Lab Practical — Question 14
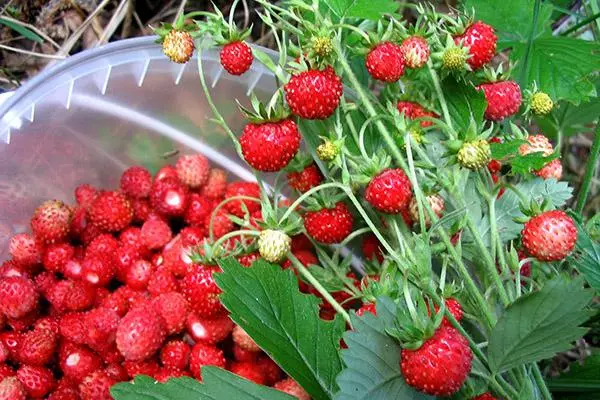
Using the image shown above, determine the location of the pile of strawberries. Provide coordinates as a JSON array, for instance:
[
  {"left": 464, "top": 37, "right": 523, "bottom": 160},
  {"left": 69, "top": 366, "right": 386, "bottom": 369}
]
[{"left": 0, "top": 154, "right": 310, "bottom": 400}]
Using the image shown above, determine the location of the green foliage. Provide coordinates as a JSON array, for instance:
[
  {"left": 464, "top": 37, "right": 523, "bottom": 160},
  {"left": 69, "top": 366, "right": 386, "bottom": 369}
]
[
  {"left": 489, "top": 139, "right": 559, "bottom": 175},
  {"left": 0, "top": 17, "right": 43, "bottom": 43},
  {"left": 216, "top": 258, "right": 345, "bottom": 400},
  {"left": 488, "top": 277, "right": 593, "bottom": 373},
  {"left": 440, "top": 78, "right": 487, "bottom": 132},
  {"left": 548, "top": 353, "right": 600, "bottom": 395},
  {"left": 324, "top": 0, "right": 399, "bottom": 20},
  {"left": 535, "top": 96, "right": 600, "bottom": 139},
  {"left": 335, "top": 298, "right": 433, "bottom": 400},
  {"left": 567, "top": 215, "right": 600, "bottom": 292},
  {"left": 110, "top": 368, "right": 294, "bottom": 400}
]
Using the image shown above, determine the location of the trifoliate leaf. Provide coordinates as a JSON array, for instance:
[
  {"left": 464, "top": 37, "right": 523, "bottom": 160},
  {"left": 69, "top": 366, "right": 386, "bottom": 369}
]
[
  {"left": 325, "top": 0, "right": 399, "bottom": 20},
  {"left": 440, "top": 78, "right": 487, "bottom": 133},
  {"left": 110, "top": 368, "right": 294, "bottom": 400},
  {"left": 488, "top": 277, "right": 593, "bottom": 373},
  {"left": 335, "top": 297, "right": 433, "bottom": 400},
  {"left": 216, "top": 258, "right": 345, "bottom": 400},
  {"left": 567, "top": 215, "right": 600, "bottom": 292}
]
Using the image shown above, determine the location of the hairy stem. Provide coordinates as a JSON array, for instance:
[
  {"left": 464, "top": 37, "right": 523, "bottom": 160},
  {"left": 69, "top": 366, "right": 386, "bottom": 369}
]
[{"left": 575, "top": 121, "right": 600, "bottom": 214}]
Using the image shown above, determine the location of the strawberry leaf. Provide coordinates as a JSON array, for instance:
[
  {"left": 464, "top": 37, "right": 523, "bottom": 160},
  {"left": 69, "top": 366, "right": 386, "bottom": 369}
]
[
  {"left": 335, "top": 297, "right": 433, "bottom": 400},
  {"left": 488, "top": 277, "right": 593, "bottom": 374},
  {"left": 215, "top": 258, "right": 345, "bottom": 400},
  {"left": 440, "top": 78, "right": 487, "bottom": 132},
  {"left": 325, "top": 0, "right": 399, "bottom": 21},
  {"left": 567, "top": 215, "right": 600, "bottom": 292},
  {"left": 535, "top": 95, "right": 600, "bottom": 139},
  {"left": 110, "top": 368, "right": 294, "bottom": 399}
]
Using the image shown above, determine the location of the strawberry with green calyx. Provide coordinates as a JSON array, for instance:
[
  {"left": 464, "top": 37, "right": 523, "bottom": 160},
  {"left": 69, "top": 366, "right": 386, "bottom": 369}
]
[
  {"left": 518, "top": 133, "right": 563, "bottom": 179},
  {"left": 317, "top": 138, "right": 341, "bottom": 162},
  {"left": 524, "top": 82, "right": 554, "bottom": 117},
  {"left": 445, "top": 120, "right": 494, "bottom": 171},
  {"left": 408, "top": 193, "right": 445, "bottom": 228},
  {"left": 303, "top": 191, "right": 353, "bottom": 244},
  {"left": 238, "top": 93, "right": 300, "bottom": 172},
  {"left": 477, "top": 64, "right": 522, "bottom": 121},
  {"left": 286, "top": 153, "right": 325, "bottom": 193},
  {"left": 432, "top": 35, "right": 471, "bottom": 75},
  {"left": 154, "top": 14, "right": 202, "bottom": 64},
  {"left": 396, "top": 15, "right": 433, "bottom": 70},
  {"left": 363, "top": 22, "right": 406, "bottom": 83},
  {"left": 451, "top": 18, "right": 497, "bottom": 70}
]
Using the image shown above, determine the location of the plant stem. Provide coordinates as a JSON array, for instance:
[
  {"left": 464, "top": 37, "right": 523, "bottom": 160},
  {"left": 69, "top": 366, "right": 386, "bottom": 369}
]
[
  {"left": 288, "top": 253, "right": 352, "bottom": 324},
  {"left": 561, "top": 11, "right": 600, "bottom": 35},
  {"left": 575, "top": 121, "right": 600, "bottom": 214},
  {"left": 426, "top": 60, "right": 454, "bottom": 136},
  {"left": 208, "top": 195, "right": 262, "bottom": 241},
  {"left": 332, "top": 227, "right": 372, "bottom": 262},
  {"left": 532, "top": 363, "right": 552, "bottom": 400},
  {"left": 519, "top": 0, "right": 542, "bottom": 87},
  {"left": 278, "top": 182, "right": 342, "bottom": 224},
  {"left": 212, "top": 230, "right": 260, "bottom": 251}
]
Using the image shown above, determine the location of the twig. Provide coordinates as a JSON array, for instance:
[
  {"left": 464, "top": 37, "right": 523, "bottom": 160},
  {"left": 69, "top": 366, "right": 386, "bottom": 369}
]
[
  {"left": 172, "top": 0, "right": 188, "bottom": 23},
  {"left": 55, "top": 0, "right": 112, "bottom": 58},
  {"left": 0, "top": 0, "right": 15, "bottom": 16},
  {"left": 241, "top": 0, "right": 250, "bottom": 29},
  {"left": 0, "top": 43, "right": 66, "bottom": 59},
  {"left": 0, "top": 15, "right": 61, "bottom": 49},
  {"left": 96, "top": 0, "right": 129, "bottom": 46},
  {"left": 132, "top": 12, "right": 146, "bottom": 34}
]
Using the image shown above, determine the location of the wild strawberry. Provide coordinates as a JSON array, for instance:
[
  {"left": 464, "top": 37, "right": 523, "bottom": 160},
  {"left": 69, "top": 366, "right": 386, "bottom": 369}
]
[
  {"left": 317, "top": 139, "right": 339, "bottom": 161},
  {"left": 181, "top": 267, "right": 224, "bottom": 318},
  {"left": 154, "top": 367, "right": 190, "bottom": 382},
  {"left": 31, "top": 200, "right": 72, "bottom": 244},
  {"left": 78, "top": 370, "right": 116, "bottom": 400},
  {"left": 229, "top": 361, "right": 266, "bottom": 385},
  {"left": 478, "top": 80, "right": 522, "bottom": 121},
  {"left": 365, "top": 169, "right": 413, "bottom": 213},
  {"left": 281, "top": 249, "right": 318, "bottom": 270},
  {"left": 184, "top": 193, "right": 214, "bottom": 227},
  {"left": 17, "top": 365, "right": 56, "bottom": 398},
  {"left": 519, "top": 134, "right": 553, "bottom": 156},
  {"left": 150, "top": 177, "right": 190, "bottom": 217},
  {"left": 401, "top": 325, "right": 473, "bottom": 396},
  {"left": 453, "top": 21, "right": 497, "bottom": 70},
  {"left": 400, "top": 36, "right": 430, "bottom": 69},
  {"left": 58, "top": 343, "right": 102, "bottom": 383},
  {"left": 287, "top": 163, "right": 324, "bottom": 192},
  {"left": 123, "top": 359, "right": 160, "bottom": 378},
  {"left": 16, "top": 329, "right": 56, "bottom": 366},
  {"left": 41, "top": 243, "right": 73, "bottom": 273},
  {"left": 304, "top": 202, "right": 353, "bottom": 244},
  {"left": 120, "top": 166, "right": 152, "bottom": 199},
  {"left": 256, "top": 356, "right": 282, "bottom": 385},
  {"left": 104, "top": 362, "right": 129, "bottom": 382},
  {"left": 176, "top": 154, "right": 210, "bottom": 188},
  {"left": 140, "top": 218, "right": 172, "bottom": 250},
  {"left": 162, "top": 30, "right": 194, "bottom": 64},
  {"left": 80, "top": 223, "right": 103, "bottom": 246},
  {"left": 220, "top": 41, "right": 253, "bottom": 75},
  {"left": 0, "top": 343, "right": 8, "bottom": 364},
  {"left": 397, "top": 101, "right": 438, "bottom": 128},
  {"left": 472, "top": 392, "right": 498, "bottom": 400},
  {"left": 232, "top": 325, "right": 261, "bottom": 352},
  {"left": 160, "top": 340, "right": 191, "bottom": 370},
  {"left": 237, "top": 252, "right": 261, "bottom": 267},
  {"left": 75, "top": 184, "right": 97, "bottom": 208},
  {"left": 131, "top": 198, "right": 151, "bottom": 223},
  {"left": 186, "top": 312, "right": 234, "bottom": 345},
  {"left": 521, "top": 210, "right": 577, "bottom": 261},
  {"left": 81, "top": 255, "right": 114, "bottom": 287},
  {"left": 258, "top": 229, "right": 291, "bottom": 263},
  {"left": 88, "top": 191, "right": 133, "bottom": 232},
  {"left": 457, "top": 139, "right": 491, "bottom": 170},
  {"left": 189, "top": 342, "right": 226, "bottom": 380},
  {"left": 148, "top": 266, "right": 180, "bottom": 297},
  {"left": 408, "top": 194, "right": 445, "bottom": 227},
  {"left": 34, "top": 316, "right": 59, "bottom": 335},
  {"left": 116, "top": 307, "right": 166, "bottom": 361},
  {"left": 273, "top": 378, "right": 310, "bottom": 400},
  {"left": 0, "top": 376, "right": 26, "bottom": 400},
  {"left": 124, "top": 260, "right": 153, "bottom": 290},
  {"left": 200, "top": 169, "right": 228, "bottom": 200},
  {"left": 361, "top": 234, "right": 384, "bottom": 263},
  {"left": 530, "top": 91, "right": 553, "bottom": 116},
  {"left": 84, "top": 307, "right": 120, "bottom": 352},
  {"left": 428, "top": 298, "right": 464, "bottom": 327},
  {"left": 224, "top": 182, "right": 261, "bottom": 217},
  {"left": 233, "top": 344, "right": 259, "bottom": 362},
  {"left": 9, "top": 233, "right": 41, "bottom": 267},
  {"left": 47, "top": 383, "right": 80, "bottom": 400},
  {"left": 152, "top": 292, "right": 189, "bottom": 335},
  {"left": 0, "top": 332, "right": 21, "bottom": 360},
  {"left": 365, "top": 42, "right": 405, "bottom": 82},
  {"left": 535, "top": 158, "right": 562, "bottom": 180},
  {"left": 285, "top": 67, "right": 343, "bottom": 120},
  {"left": 86, "top": 234, "right": 119, "bottom": 260},
  {"left": 48, "top": 279, "right": 97, "bottom": 312},
  {"left": 114, "top": 244, "right": 141, "bottom": 281},
  {"left": 0, "top": 276, "right": 38, "bottom": 318},
  {"left": 205, "top": 209, "right": 234, "bottom": 239},
  {"left": 241, "top": 119, "right": 300, "bottom": 172},
  {"left": 487, "top": 137, "right": 503, "bottom": 173}
]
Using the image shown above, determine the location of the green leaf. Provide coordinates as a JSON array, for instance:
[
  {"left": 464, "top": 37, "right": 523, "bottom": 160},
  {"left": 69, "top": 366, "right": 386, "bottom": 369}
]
[
  {"left": 325, "top": 0, "right": 398, "bottom": 20},
  {"left": 0, "top": 17, "right": 44, "bottom": 43},
  {"left": 110, "top": 368, "right": 295, "bottom": 399},
  {"left": 548, "top": 353, "right": 600, "bottom": 393},
  {"left": 535, "top": 96, "right": 600, "bottom": 139},
  {"left": 567, "top": 216, "right": 600, "bottom": 292},
  {"left": 305, "top": 265, "right": 348, "bottom": 292},
  {"left": 509, "top": 152, "right": 560, "bottom": 175},
  {"left": 510, "top": 37, "right": 600, "bottom": 104},
  {"left": 440, "top": 78, "right": 487, "bottom": 132},
  {"left": 490, "top": 139, "right": 526, "bottom": 159},
  {"left": 488, "top": 277, "right": 593, "bottom": 373},
  {"left": 335, "top": 297, "right": 433, "bottom": 400},
  {"left": 216, "top": 258, "right": 345, "bottom": 400}
]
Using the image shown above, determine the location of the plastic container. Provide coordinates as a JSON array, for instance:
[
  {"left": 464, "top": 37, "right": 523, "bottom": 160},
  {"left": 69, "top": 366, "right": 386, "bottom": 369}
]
[{"left": 0, "top": 37, "right": 280, "bottom": 260}]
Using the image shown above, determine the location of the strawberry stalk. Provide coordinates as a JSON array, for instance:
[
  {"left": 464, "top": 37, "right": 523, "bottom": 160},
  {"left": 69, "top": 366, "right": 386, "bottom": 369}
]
[
  {"left": 575, "top": 122, "right": 600, "bottom": 214},
  {"left": 211, "top": 230, "right": 260, "bottom": 252},
  {"left": 426, "top": 59, "right": 455, "bottom": 136},
  {"left": 207, "top": 195, "right": 262, "bottom": 241}
]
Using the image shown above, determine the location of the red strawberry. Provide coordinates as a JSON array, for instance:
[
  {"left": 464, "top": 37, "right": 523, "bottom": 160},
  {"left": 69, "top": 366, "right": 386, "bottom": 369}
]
[
  {"left": 204, "top": 209, "right": 234, "bottom": 239},
  {"left": 131, "top": 198, "right": 151, "bottom": 223},
  {"left": 150, "top": 177, "right": 189, "bottom": 217},
  {"left": 154, "top": 367, "right": 190, "bottom": 382},
  {"left": 116, "top": 306, "right": 166, "bottom": 361},
  {"left": 237, "top": 252, "right": 261, "bottom": 267},
  {"left": 181, "top": 267, "right": 224, "bottom": 318},
  {"left": 428, "top": 298, "right": 464, "bottom": 327},
  {"left": 0, "top": 343, "right": 9, "bottom": 363},
  {"left": 224, "top": 182, "right": 261, "bottom": 217},
  {"left": 229, "top": 361, "right": 266, "bottom": 385},
  {"left": 361, "top": 234, "right": 384, "bottom": 263},
  {"left": 478, "top": 80, "right": 522, "bottom": 121},
  {"left": 87, "top": 233, "right": 119, "bottom": 259},
  {"left": 81, "top": 255, "right": 115, "bottom": 287},
  {"left": 200, "top": 169, "right": 228, "bottom": 200},
  {"left": 114, "top": 245, "right": 141, "bottom": 281},
  {"left": 365, "top": 41, "right": 405, "bottom": 82},
  {"left": 98, "top": 290, "right": 129, "bottom": 317},
  {"left": 7, "top": 311, "right": 39, "bottom": 332},
  {"left": 126, "top": 259, "right": 154, "bottom": 291},
  {"left": 120, "top": 227, "right": 145, "bottom": 248},
  {"left": 304, "top": 202, "right": 353, "bottom": 244},
  {"left": 273, "top": 378, "right": 310, "bottom": 400},
  {"left": 0, "top": 276, "right": 38, "bottom": 318},
  {"left": 160, "top": 340, "right": 191, "bottom": 370},
  {"left": 282, "top": 249, "right": 318, "bottom": 269},
  {"left": 397, "top": 101, "right": 438, "bottom": 128},
  {"left": 120, "top": 166, "right": 152, "bottom": 198},
  {"left": 34, "top": 316, "right": 60, "bottom": 335},
  {"left": 220, "top": 41, "right": 253, "bottom": 75},
  {"left": 233, "top": 344, "right": 260, "bottom": 362},
  {"left": 287, "top": 163, "right": 324, "bottom": 192},
  {"left": 75, "top": 184, "right": 97, "bottom": 208},
  {"left": 48, "top": 279, "right": 96, "bottom": 312},
  {"left": 189, "top": 342, "right": 226, "bottom": 380},
  {"left": 176, "top": 154, "right": 210, "bottom": 188},
  {"left": 0, "top": 332, "right": 21, "bottom": 359},
  {"left": 186, "top": 312, "right": 234, "bottom": 345},
  {"left": 78, "top": 370, "right": 116, "bottom": 400},
  {"left": 48, "top": 385, "right": 81, "bottom": 400},
  {"left": 184, "top": 193, "right": 214, "bottom": 227},
  {"left": 365, "top": 169, "right": 413, "bottom": 213},
  {"left": 17, "top": 328, "right": 56, "bottom": 366},
  {"left": 356, "top": 302, "right": 377, "bottom": 317},
  {"left": 487, "top": 137, "right": 503, "bottom": 174},
  {"left": 522, "top": 210, "right": 577, "bottom": 261},
  {"left": 535, "top": 158, "right": 562, "bottom": 180},
  {"left": 31, "top": 200, "right": 72, "bottom": 244},
  {"left": 88, "top": 191, "right": 133, "bottom": 232},
  {"left": 9, "top": 233, "right": 41, "bottom": 267},
  {"left": 472, "top": 392, "right": 498, "bottom": 400},
  {"left": 123, "top": 359, "right": 160, "bottom": 378},
  {"left": 155, "top": 165, "right": 178, "bottom": 181},
  {"left": 58, "top": 343, "right": 102, "bottom": 383},
  {"left": 400, "top": 36, "right": 430, "bottom": 69},
  {"left": 256, "top": 356, "right": 282, "bottom": 385},
  {"left": 241, "top": 119, "right": 300, "bottom": 172},
  {"left": 17, "top": 365, "right": 56, "bottom": 398},
  {"left": 42, "top": 243, "right": 74, "bottom": 273},
  {"left": 0, "top": 376, "right": 26, "bottom": 400},
  {"left": 141, "top": 218, "right": 172, "bottom": 250},
  {"left": 148, "top": 266, "right": 180, "bottom": 297},
  {"left": 84, "top": 307, "right": 120, "bottom": 352},
  {"left": 453, "top": 21, "right": 497, "bottom": 70},
  {"left": 104, "top": 362, "right": 129, "bottom": 382},
  {"left": 519, "top": 134, "right": 553, "bottom": 156},
  {"left": 285, "top": 67, "right": 343, "bottom": 120},
  {"left": 232, "top": 325, "right": 261, "bottom": 352},
  {"left": 152, "top": 292, "right": 189, "bottom": 335},
  {"left": 291, "top": 234, "right": 312, "bottom": 252},
  {"left": 401, "top": 325, "right": 473, "bottom": 396}
]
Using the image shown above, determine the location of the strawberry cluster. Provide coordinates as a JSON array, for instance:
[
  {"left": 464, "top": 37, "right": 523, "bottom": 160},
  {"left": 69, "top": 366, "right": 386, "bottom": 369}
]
[{"left": 0, "top": 154, "right": 311, "bottom": 400}]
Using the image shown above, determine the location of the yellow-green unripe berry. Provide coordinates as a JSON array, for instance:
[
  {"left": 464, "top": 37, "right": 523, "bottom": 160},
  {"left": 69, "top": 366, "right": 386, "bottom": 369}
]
[
  {"left": 457, "top": 139, "right": 491, "bottom": 170},
  {"left": 442, "top": 48, "right": 467, "bottom": 71},
  {"left": 258, "top": 229, "right": 291, "bottom": 263},
  {"left": 531, "top": 92, "right": 553, "bottom": 115},
  {"left": 317, "top": 140, "right": 338, "bottom": 161},
  {"left": 162, "top": 30, "right": 195, "bottom": 64},
  {"left": 311, "top": 36, "right": 333, "bottom": 58}
]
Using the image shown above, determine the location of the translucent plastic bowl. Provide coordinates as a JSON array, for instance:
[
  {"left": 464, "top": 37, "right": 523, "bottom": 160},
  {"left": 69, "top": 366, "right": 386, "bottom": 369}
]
[{"left": 0, "top": 37, "right": 280, "bottom": 260}]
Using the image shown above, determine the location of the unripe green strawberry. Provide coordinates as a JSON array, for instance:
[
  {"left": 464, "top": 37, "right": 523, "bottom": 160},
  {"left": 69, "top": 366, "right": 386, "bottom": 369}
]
[
  {"left": 442, "top": 47, "right": 468, "bottom": 71},
  {"left": 258, "top": 230, "right": 291, "bottom": 263},
  {"left": 317, "top": 140, "right": 338, "bottom": 161},
  {"left": 408, "top": 194, "right": 444, "bottom": 227},
  {"left": 162, "top": 30, "right": 194, "bottom": 64},
  {"left": 521, "top": 210, "right": 576, "bottom": 261},
  {"left": 530, "top": 91, "right": 553, "bottom": 115},
  {"left": 457, "top": 139, "right": 491, "bottom": 170}
]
